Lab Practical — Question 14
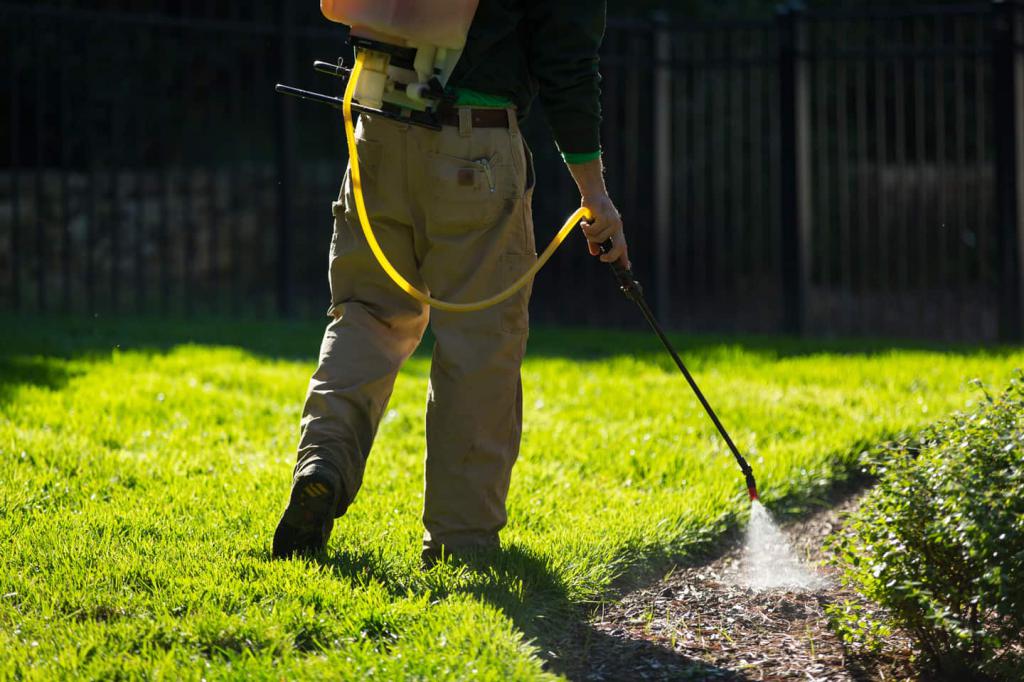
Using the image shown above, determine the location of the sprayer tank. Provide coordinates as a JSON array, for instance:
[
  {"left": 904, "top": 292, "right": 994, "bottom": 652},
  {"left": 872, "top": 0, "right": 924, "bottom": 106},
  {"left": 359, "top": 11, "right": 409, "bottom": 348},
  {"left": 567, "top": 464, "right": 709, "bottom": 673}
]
[{"left": 321, "top": 0, "right": 480, "bottom": 50}]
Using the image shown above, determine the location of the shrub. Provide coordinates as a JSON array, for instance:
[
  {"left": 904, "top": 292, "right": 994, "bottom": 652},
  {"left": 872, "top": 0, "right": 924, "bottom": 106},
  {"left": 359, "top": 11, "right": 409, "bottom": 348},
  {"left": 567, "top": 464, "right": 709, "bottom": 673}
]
[{"left": 830, "top": 374, "right": 1024, "bottom": 680}]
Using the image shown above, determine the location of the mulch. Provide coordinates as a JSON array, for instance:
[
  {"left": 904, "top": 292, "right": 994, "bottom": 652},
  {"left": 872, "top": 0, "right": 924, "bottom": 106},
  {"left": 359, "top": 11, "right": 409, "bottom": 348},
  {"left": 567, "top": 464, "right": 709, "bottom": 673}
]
[{"left": 570, "top": 493, "right": 918, "bottom": 681}]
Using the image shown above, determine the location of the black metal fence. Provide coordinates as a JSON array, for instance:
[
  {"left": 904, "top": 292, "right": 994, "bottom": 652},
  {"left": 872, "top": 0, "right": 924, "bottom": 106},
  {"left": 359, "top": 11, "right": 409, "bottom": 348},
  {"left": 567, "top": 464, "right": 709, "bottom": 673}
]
[{"left": 2, "top": 1, "right": 1023, "bottom": 342}]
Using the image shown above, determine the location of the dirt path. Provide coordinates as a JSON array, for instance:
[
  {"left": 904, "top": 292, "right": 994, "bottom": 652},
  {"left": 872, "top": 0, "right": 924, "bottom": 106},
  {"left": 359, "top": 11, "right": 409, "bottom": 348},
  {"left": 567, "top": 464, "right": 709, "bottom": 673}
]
[{"left": 576, "top": 494, "right": 916, "bottom": 681}]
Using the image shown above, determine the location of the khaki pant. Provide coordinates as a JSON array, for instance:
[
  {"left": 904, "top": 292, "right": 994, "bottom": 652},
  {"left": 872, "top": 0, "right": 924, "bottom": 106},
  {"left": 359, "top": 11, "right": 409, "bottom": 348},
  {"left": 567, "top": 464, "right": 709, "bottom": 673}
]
[{"left": 295, "top": 109, "right": 537, "bottom": 553}]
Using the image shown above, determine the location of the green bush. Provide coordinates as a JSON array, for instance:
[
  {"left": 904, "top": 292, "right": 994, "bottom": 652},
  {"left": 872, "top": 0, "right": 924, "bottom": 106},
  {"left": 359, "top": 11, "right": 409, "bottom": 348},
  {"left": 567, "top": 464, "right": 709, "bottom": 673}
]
[{"left": 830, "top": 374, "right": 1024, "bottom": 680}]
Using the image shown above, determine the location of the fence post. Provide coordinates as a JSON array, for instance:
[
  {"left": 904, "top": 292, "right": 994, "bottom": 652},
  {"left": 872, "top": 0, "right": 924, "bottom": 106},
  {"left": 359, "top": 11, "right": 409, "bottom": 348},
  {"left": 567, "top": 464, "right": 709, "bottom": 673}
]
[
  {"left": 653, "top": 12, "right": 673, "bottom": 323},
  {"left": 273, "top": 0, "right": 296, "bottom": 317},
  {"left": 993, "top": 0, "right": 1024, "bottom": 342},
  {"left": 777, "top": 2, "right": 811, "bottom": 335}
]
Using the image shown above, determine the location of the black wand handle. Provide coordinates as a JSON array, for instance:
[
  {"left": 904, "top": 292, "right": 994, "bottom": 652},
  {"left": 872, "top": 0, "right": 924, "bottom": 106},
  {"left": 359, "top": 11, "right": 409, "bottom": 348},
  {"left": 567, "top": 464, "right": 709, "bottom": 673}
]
[
  {"left": 598, "top": 238, "right": 642, "bottom": 302},
  {"left": 597, "top": 238, "right": 760, "bottom": 501}
]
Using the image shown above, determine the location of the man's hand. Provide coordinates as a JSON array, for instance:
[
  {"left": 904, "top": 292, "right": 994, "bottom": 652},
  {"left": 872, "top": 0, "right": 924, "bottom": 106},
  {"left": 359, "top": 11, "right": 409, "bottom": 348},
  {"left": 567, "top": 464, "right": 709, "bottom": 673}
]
[
  {"left": 581, "top": 193, "right": 628, "bottom": 266},
  {"left": 566, "top": 156, "right": 630, "bottom": 268}
]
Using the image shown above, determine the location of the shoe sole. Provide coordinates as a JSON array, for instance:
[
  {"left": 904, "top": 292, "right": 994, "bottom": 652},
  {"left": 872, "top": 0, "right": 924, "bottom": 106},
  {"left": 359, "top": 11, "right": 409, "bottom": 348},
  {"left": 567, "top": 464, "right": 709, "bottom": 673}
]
[{"left": 272, "top": 474, "right": 336, "bottom": 558}]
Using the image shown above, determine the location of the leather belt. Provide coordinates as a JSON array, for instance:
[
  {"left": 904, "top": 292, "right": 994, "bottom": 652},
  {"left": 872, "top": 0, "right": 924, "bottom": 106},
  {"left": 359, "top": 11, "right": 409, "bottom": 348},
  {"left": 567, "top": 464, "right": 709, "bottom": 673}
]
[{"left": 437, "top": 106, "right": 510, "bottom": 129}]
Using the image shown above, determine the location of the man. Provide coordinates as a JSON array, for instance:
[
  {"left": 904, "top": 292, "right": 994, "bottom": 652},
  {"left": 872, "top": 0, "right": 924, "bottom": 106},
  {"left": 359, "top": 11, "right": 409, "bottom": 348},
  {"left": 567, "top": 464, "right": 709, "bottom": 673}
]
[{"left": 272, "top": 0, "right": 628, "bottom": 564}]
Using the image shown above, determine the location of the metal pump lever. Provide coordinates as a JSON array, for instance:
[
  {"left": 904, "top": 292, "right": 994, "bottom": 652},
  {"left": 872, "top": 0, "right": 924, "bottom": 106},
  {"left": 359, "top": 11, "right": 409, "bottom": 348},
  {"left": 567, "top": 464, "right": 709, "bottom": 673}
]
[
  {"left": 275, "top": 59, "right": 381, "bottom": 117},
  {"left": 276, "top": 56, "right": 446, "bottom": 131},
  {"left": 313, "top": 60, "right": 351, "bottom": 78},
  {"left": 598, "top": 238, "right": 760, "bottom": 501}
]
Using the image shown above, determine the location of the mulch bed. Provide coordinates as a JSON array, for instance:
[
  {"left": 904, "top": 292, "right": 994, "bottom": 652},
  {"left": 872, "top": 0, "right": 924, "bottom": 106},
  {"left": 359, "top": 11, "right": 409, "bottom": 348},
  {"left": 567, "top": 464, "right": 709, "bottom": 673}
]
[{"left": 572, "top": 493, "right": 918, "bottom": 681}]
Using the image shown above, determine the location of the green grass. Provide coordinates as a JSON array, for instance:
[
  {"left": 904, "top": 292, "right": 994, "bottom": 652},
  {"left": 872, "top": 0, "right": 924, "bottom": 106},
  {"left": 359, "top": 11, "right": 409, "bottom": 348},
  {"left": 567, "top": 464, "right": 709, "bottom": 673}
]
[{"left": 1, "top": 315, "right": 1022, "bottom": 680}]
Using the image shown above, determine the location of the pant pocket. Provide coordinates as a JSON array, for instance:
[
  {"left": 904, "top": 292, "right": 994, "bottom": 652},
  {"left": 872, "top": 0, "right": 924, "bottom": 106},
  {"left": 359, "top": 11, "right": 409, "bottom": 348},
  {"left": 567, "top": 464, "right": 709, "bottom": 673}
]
[
  {"left": 330, "top": 199, "right": 354, "bottom": 258},
  {"left": 343, "top": 138, "right": 384, "bottom": 219},
  {"left": 425, "top": 151, "right": 515, "bottom": 236}
]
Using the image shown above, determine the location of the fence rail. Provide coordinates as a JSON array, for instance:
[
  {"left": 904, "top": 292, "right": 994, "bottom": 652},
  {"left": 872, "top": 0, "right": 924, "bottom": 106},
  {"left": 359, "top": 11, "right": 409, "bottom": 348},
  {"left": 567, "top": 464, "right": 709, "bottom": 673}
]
[{"left": 2, "top": 1, "right": 1023, "bottom": 342}]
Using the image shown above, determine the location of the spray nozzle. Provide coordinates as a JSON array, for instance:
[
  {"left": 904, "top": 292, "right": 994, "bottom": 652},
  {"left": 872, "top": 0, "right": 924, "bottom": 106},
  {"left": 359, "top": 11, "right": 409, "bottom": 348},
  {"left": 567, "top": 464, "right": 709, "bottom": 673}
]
[{"left": 745, "top": 470, "right": 759, "bottom": 501}]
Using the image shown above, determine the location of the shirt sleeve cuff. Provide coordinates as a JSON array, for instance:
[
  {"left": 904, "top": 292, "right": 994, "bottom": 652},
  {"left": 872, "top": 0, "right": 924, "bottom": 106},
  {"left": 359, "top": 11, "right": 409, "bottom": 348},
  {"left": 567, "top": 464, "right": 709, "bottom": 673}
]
[{"left": 561, "top": 149, "right": 602, "bottom": 165}]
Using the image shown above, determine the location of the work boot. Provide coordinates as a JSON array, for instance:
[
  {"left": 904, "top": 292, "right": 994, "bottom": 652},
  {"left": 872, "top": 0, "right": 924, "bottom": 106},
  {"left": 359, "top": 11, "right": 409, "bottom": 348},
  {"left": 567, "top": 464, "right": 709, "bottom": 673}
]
[{"left": 272, "top": 463, "right": 343, "bottom": 559}]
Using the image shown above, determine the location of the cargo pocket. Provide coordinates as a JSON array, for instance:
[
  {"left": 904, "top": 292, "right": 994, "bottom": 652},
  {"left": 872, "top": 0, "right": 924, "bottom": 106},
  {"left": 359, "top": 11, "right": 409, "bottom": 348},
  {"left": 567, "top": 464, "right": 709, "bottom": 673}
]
[
  {"left": 333, "top": 137, "right": 385, "bottom": 255},
  {"left": 325, "top": 199, "right": 349, "bottom": 320},
  {"left": 344, "top": 138, "right": 384, "bottom": 220},
  {"left": 501, "top": 252, "right": 537, "bottom": 335},
  {"left": 329, "top": 199, "right": 354, "bottom": 258}
]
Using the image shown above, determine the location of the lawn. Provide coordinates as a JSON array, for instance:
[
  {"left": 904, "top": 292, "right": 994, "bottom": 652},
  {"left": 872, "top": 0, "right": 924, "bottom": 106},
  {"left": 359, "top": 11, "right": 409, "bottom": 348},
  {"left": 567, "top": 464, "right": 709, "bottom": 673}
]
[{"left": 1, "top": 315, "right": 1021, "bottom": 680}]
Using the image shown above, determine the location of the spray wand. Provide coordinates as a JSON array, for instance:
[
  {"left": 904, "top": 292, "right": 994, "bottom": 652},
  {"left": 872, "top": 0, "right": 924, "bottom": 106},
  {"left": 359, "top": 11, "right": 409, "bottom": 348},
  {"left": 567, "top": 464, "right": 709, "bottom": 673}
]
[{"left": 597, "top": 243, "right": 760, "bottom": 502}]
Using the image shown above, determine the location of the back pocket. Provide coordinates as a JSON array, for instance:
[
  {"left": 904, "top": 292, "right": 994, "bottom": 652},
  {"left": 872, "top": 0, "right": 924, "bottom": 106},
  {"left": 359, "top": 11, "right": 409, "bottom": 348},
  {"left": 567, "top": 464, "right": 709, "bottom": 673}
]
[{"left": 426, "top": 151, "right": 515, "bottom": 235}]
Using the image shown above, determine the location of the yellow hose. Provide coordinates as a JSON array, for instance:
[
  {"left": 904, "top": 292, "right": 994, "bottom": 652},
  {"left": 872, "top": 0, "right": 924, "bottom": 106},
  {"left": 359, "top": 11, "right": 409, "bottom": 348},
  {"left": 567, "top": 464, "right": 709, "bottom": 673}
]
[{"left": 343, "top": 50, "right": 590, "bottom": 313}]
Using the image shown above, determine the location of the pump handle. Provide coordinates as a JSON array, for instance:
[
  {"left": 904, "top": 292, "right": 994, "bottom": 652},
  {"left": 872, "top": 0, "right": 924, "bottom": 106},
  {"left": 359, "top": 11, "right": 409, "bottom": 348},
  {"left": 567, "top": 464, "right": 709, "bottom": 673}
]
[{"left": 314, "top": 60, "right": 351, "bottom": 79}]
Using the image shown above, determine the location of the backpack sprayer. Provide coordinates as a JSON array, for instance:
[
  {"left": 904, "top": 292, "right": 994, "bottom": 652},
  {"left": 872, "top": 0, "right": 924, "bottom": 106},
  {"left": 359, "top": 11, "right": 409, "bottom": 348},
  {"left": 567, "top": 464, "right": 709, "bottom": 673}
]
[{"left": 275, "top": 0, "right": 759, "bottom": 502}]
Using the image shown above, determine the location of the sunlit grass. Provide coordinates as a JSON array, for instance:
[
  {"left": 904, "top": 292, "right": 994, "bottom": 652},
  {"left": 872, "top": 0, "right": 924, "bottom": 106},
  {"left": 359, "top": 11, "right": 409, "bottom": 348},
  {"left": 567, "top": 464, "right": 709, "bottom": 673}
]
[{"left": 1, "top": 316, "right": 1020, "bottom": 679}]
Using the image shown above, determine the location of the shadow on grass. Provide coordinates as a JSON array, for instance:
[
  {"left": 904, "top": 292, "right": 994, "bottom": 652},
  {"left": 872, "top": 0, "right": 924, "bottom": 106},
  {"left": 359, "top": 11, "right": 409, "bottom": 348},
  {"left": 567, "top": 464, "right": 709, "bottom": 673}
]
[
  {"left": 307, "top": 461, "right": 882, "bottom": 681},
  {"left": 315, "top": 542, "right": 746, "bottom": 681},
  {"left": 0, "top": 355, "right": 77, "bottom": 406},
  {"left": 1, "top": 314, "right": 1016, "bottom": 368}
]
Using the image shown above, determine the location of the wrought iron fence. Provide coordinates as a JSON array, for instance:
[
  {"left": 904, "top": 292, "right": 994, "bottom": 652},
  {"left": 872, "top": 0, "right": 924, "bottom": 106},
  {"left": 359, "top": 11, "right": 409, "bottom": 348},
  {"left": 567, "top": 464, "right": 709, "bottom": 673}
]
[{"left": 1, "top": 1, "right": 1022, "bottom": 341}]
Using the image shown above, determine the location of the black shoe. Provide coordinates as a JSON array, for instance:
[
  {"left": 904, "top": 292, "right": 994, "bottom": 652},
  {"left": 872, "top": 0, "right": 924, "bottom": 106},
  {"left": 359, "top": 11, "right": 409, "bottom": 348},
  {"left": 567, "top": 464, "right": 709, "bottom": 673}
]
[{"left": 272, "top": 465, "right": 341, "bottom": 559}]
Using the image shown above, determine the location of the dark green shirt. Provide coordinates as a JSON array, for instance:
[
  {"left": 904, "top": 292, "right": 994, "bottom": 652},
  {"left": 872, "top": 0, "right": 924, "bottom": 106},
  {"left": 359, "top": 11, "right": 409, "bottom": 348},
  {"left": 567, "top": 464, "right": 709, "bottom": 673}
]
[{"left": 449, "top": 0, "right": 606, "bottom": 164}]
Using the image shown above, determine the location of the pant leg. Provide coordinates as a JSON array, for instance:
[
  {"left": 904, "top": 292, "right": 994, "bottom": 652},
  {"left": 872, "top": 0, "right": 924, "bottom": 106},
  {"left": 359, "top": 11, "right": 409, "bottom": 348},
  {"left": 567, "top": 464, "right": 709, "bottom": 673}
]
[
  {"left": 296, "top": 117, "right": 428, "bottom": 515},
  {"left": 408, "top": 112, "right": 537, "bottom": 550}
]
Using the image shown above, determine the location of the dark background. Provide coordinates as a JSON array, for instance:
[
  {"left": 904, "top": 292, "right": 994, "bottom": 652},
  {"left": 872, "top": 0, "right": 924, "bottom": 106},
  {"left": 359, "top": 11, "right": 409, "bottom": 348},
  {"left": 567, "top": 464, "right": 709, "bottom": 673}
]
[{"left": 2, "top": 0, "right": 1023, "bottom": 342}]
